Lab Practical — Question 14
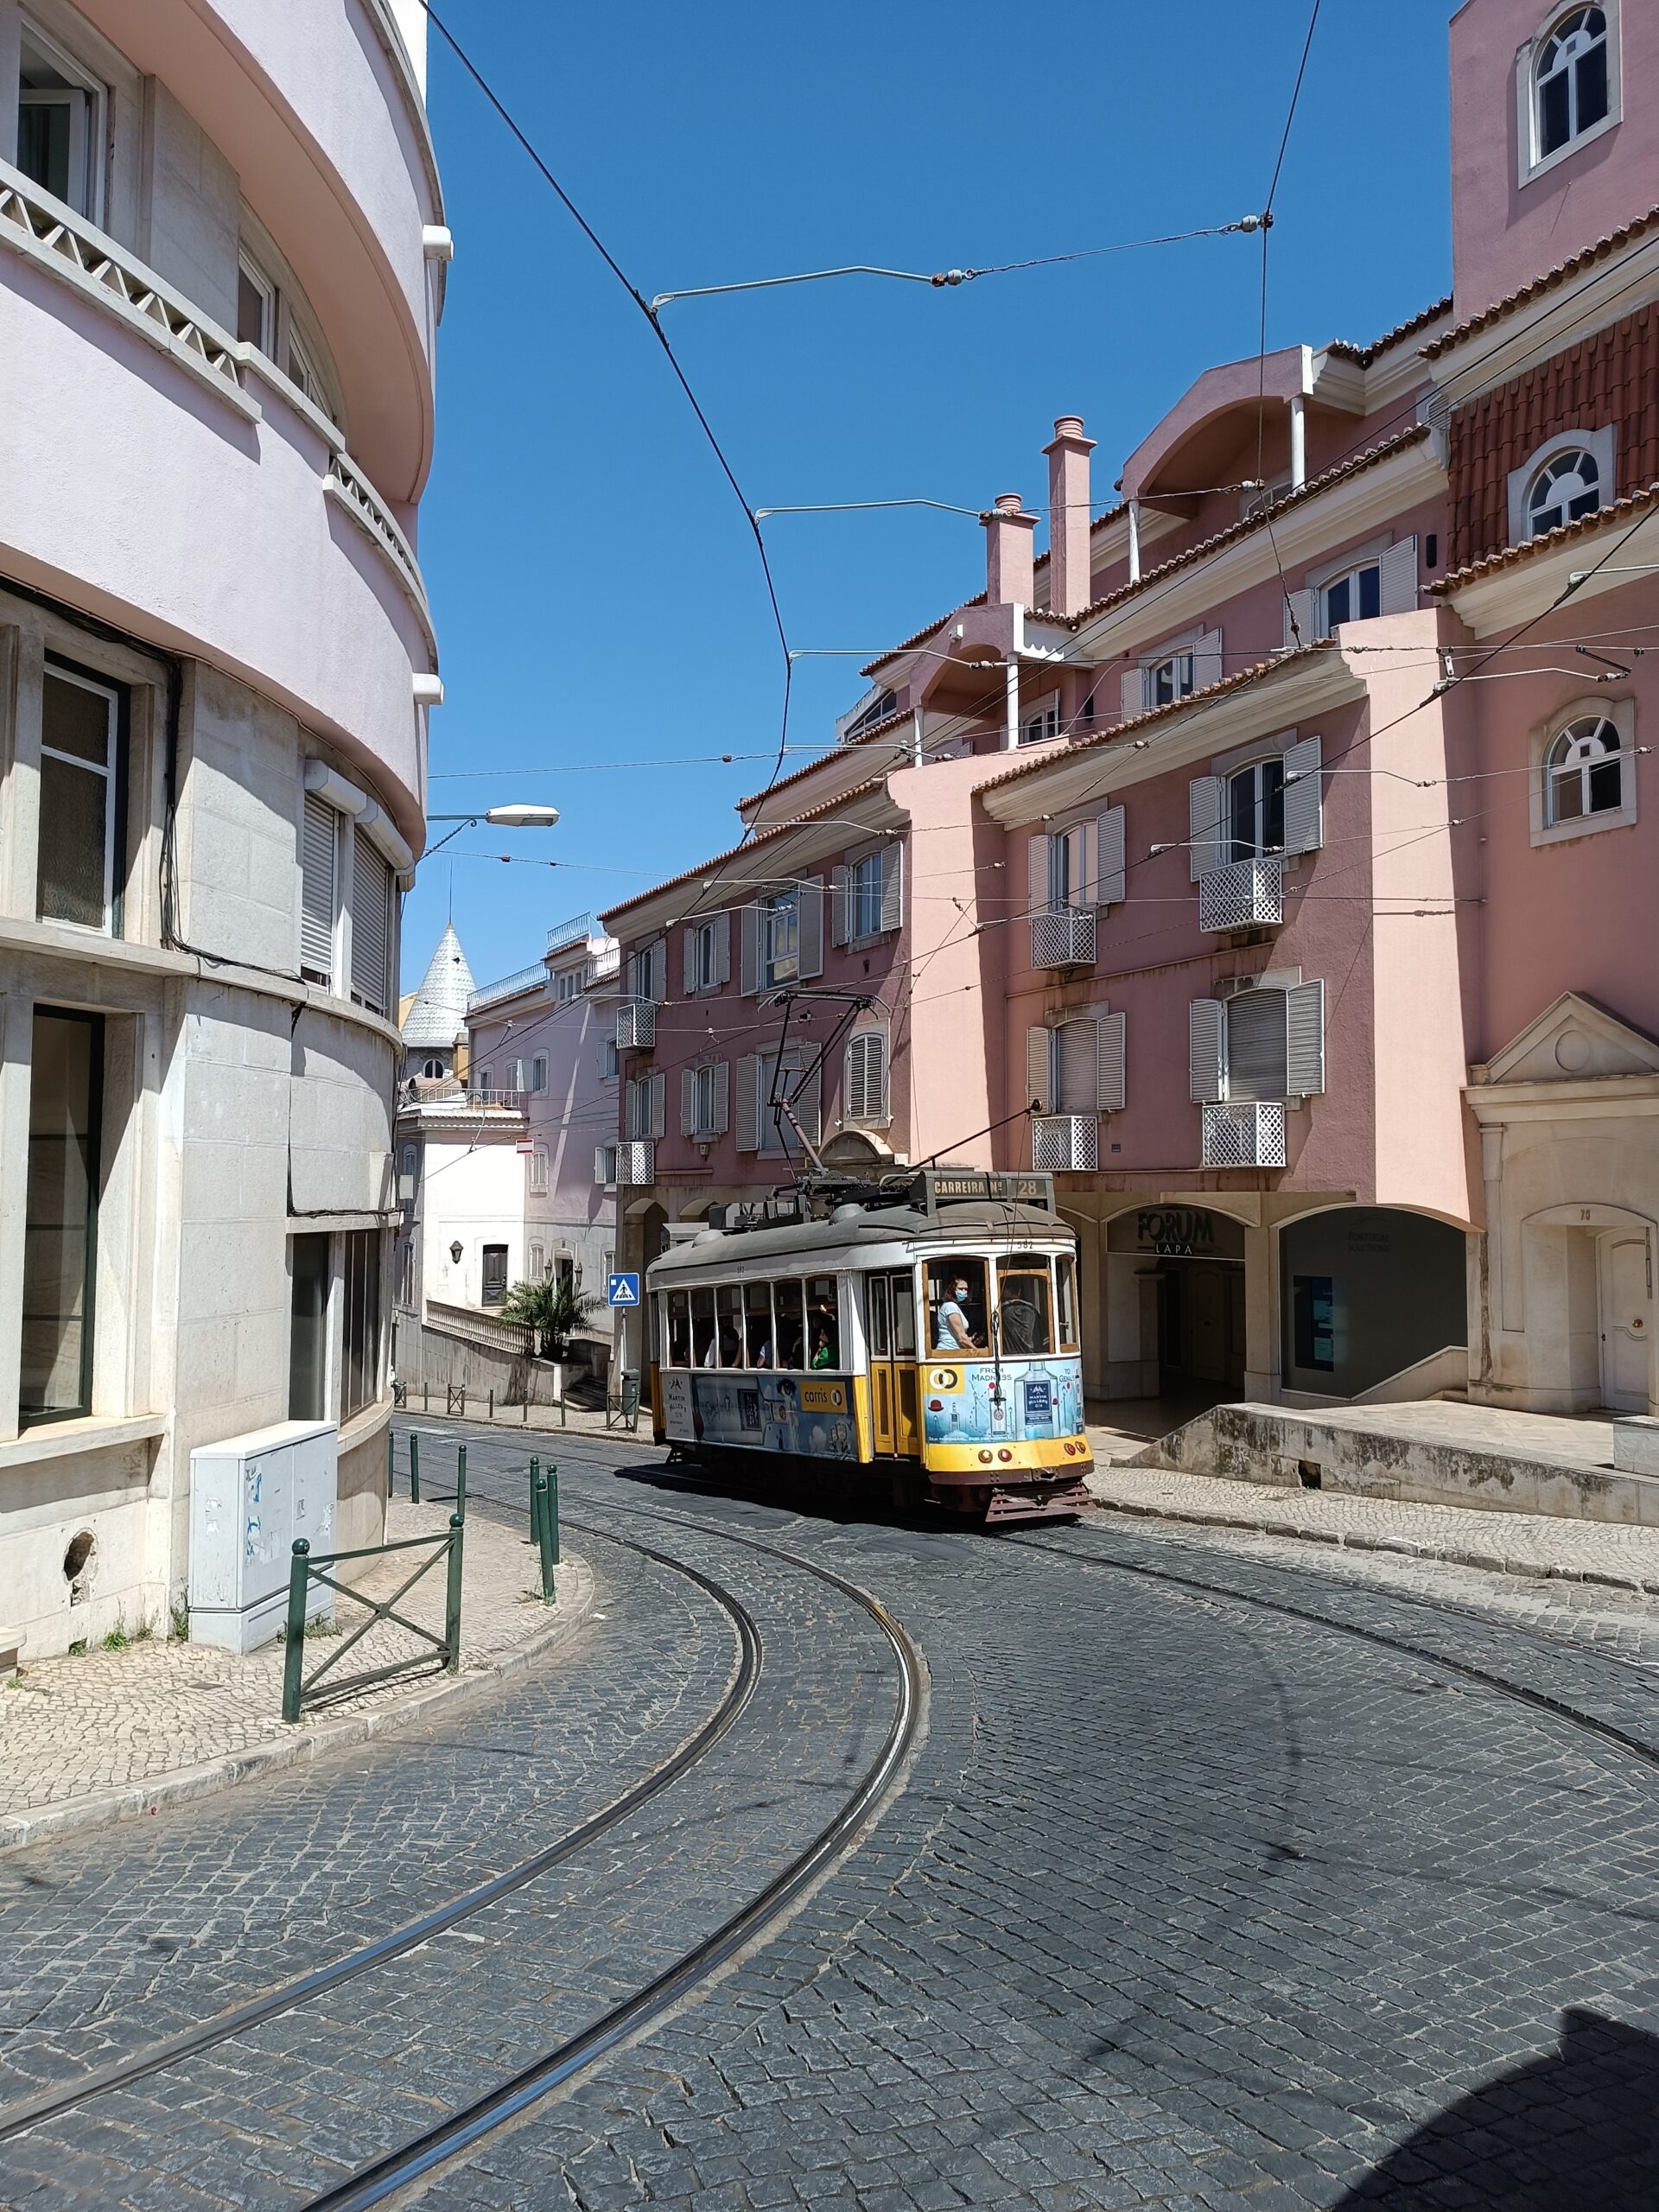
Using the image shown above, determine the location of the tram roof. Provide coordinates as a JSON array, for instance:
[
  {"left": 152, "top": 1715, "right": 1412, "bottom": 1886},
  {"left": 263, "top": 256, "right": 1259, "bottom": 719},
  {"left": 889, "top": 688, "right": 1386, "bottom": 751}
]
[{"left": 646, "top": 1201, "right": 1071, "bottom": 1279}]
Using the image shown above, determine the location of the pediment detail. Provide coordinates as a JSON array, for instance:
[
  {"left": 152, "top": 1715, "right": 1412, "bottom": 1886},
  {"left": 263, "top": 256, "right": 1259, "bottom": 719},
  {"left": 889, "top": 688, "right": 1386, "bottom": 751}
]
[{"left": 1482, "top": 993, "right": 1659, "bottom": 1085}]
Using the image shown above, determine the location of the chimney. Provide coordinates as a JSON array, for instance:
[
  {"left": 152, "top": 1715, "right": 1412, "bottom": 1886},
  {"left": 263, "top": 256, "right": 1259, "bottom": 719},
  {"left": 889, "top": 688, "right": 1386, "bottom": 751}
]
[
  {"left": 982, "top": 492, "right": 1037, "bottom": 609},
  {"left": 1043, "top": 416, "right": 1096, "bottom": 618}
]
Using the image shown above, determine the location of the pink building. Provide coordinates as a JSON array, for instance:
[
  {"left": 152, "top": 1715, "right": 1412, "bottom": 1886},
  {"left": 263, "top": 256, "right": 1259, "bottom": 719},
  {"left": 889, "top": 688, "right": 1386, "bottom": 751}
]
[{"left": 605, "top": 0, "right": 1658, "bottom": 1427}]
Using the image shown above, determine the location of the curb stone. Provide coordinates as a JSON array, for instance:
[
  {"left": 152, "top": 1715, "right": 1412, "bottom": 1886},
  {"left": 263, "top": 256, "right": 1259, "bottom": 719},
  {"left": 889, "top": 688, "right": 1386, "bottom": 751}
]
[{"left": 0, "top": 1555, "right": 595, "bottom": 1858}]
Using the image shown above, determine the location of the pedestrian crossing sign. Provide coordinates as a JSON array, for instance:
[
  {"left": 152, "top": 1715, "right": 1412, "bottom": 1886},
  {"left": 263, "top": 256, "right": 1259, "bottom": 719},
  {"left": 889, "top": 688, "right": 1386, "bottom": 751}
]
[{"left": 607, "top": 1273, "right": 640, "bottom": 1307}]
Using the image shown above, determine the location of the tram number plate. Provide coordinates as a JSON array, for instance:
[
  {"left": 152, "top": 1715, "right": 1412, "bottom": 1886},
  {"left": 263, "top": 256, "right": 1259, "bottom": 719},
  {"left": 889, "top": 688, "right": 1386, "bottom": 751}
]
[{"left": 1023, "top": 1378, "right": 1053, "bottom": 1421}]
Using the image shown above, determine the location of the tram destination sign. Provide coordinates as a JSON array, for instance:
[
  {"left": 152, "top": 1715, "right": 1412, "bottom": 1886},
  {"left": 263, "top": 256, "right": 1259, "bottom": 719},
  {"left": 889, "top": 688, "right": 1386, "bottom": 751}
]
[{"left": 923, "top": 1169, "right": 1054, "bottom": 1213}]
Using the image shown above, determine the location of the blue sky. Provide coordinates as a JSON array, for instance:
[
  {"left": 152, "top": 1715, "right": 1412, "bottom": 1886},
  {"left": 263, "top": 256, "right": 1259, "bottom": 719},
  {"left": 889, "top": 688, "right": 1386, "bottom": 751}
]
[{"left": 404, "top": 0, "right": 1456, "bottom": 996}]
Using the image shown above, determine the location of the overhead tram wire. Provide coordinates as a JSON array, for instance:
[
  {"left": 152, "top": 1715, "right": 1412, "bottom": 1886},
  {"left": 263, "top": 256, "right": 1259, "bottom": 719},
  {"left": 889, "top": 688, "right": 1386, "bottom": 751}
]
[{"left": 1255, "top": 0, "right": 1324, "bottom": 652}]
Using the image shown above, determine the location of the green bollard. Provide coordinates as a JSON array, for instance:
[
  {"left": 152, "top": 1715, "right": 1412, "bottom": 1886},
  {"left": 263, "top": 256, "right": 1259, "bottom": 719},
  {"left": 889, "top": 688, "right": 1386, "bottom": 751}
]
[
  {"left": 444, "top": 1513, "right": 464, "bottom": 1671},
  {"left": 281, "top": 1539, "right": 310, "bottom": 1723},
  {"left": 386, "top": 1429, "right": 395, "bottom": 1499},
  {"left": 528, "top": 1456, "right": 540, "bottom": 1546},
  {"left": 546, "top": 1462, "right": 560, "bottom": 1567},
  {"left": 533, "top": 1471, "right": 556, "bottom": 1605},
  {"left": 455, "top": 1442, "right": 467, "bottom": 1521},
  {"left": 410, "top": 1432, "right": 421, "bottom": 1503}
]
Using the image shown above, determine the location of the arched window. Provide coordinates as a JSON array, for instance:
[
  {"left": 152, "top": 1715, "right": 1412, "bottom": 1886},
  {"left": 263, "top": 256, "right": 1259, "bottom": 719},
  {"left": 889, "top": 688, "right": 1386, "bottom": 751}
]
[
  {"left": 1535, "top": 9, "right": 1609, "bottom": 159},
  {"left": 1544, "top": 716, "right": 1623, "bottom": 825},
  {"left": 421, "top": 1056, "right": 444, "bottom": 1079},
  {"left": 1526, "top": 446, "right": 1601, "bottom": 537}
]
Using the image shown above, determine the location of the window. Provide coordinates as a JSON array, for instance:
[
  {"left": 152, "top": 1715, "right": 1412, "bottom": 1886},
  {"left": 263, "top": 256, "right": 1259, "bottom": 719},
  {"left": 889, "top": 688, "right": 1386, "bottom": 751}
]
[
  {"left": 843, "top": 687, "right": 897, "bottom": 740},
  {"left": 849, "top": 853, "right": 883, "bottom": 938},
  {"left": 1055, "top": 1253, "right": 1078, "bottom": 1351},
  {"left": 690, "top": 1286, "right": 716, "bottom": 1367},
  {"left": 528, "top": 1147, "right": 549, "bottom": 1192},
  {"left": 531, "top": 1053, "right": 548, "bottom": 1094},
  {"left": 763, "top": 888, "right": 799, "bottom": 985},
  {"left": 420, "top": 1057, "right": 444, "bottom": 1080},
  {"left": 684, "top": 1059, "right": 726, "bottom": 1139},
  {"left": 527, "top": 1240, "right": 546, "bottom": 1281},
  {"left": 299, "top": 791, "right": 337, "bottom": 985},
  {"left": 1020, "top": 691, "right": 1061, "bottom": 745},
  {"left": 1319, "top": 560, "right": 1381, "bottom": 632},
  {"left": 289, "top": 1233, "right": 329, "bottom": 1421},
  {"left": 1148, "top": 652, "right": 1195, "bottom": 708},
  {"left": 17, "top": 28, "right": 105, "bottom": 220},
  {"left": 475, "top": 1065, "right": 493, "bottom": 1096},
  {"left": 1527, "top": 447, "right": 1602, "bottom": 537},
  {"left": 805, "top": 1276, "right": 840, "bottom": 1370},
  {"left": 996, "top": 1257, "right": 1054, "bottom": 1357},
  {"left": 1544, "top": 715, "right": 1626, "bottom": 826},
  {"left": 286, "top": 332, "right": 325, "bottom": 410},
  {"left": 1190, "top": 982, "right": 1325, "bottom": 1104},
  {"left": 20, "top": 1009, "right": 102, "bottom": 1423},
  {"left": 237, "top": 254, "right": 274, "bottom": 350},
  {"left": 39, "top": 662, "right": 124, "bottom": 936},
  {"left": 1049, "top": 821, "right": 1090, "bottom": 910},
  {"left": 844, "top": 1031, "right": 888, "bottom": 1125},
  {"left": 556, "top": 965, "right": 588, "bottom": 1003},
  {"left": 744, "top": 1281, "right": 774, "bottom": 1367},
  {"left": 1228, "top": 758, "right": 1285, "bottom": 862},
  {"left": 926, "top": 1258, "right": 988, "bottom": 1354},
  {"left": 690, "top": 918, "right": 718, "bottom": 991},
  {"left": 599, "top": 1039, "right": 619, "bottom": 1079},
  {"left": 625, "top": 941, "right": 663, "bottom": 1002},
  {"left": 1535, "top": 7, "right": 1609, "bottom": 160},
  {"left": 350, "top": 831, "right": 394, "bottom": 1016},
  {"left": 754, "top": 1048, "right": 817, "bottom": 1154},
  {"left": 665, "top": 1288, "right": 691, "bottom": 1366},
  {"left": 340, "top": 1229, "right": 383, "bottom": 1417},
  {"left": 773, "top": 1279, "right": 805, "bottom": 1369}
]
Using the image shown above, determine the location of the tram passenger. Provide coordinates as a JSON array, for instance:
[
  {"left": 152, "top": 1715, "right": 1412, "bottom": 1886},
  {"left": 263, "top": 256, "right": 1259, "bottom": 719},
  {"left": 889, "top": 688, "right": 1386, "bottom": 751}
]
[
  {"left": 934, "top": 1274, "right": 982, "bottom": 1353},
  {"left": 809, "top": 1293, "right": 839, "bottom": 1370},
  {"left": 718, "top": 1320, "right": 742, "bottom": 1367}
]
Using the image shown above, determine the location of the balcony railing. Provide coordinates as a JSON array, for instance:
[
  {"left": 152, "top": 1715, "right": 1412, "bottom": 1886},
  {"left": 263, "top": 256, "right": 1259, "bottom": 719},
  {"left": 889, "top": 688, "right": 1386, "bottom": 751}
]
[
  {"left": 1030, "top": 906, "right": 1096, "bottom": 969},
  {"left": 1033, "top": 1115, "right": 1099, "bottom": 1173},
  {"left": 616, "top": 1000, "right": 657, "bottom": 1050},
  {"left": 1198, "top": 855, "right": 1284, "bottom": 934},
  {"left": 1201, "top": 1101, "right": 1287, "bottom": 1168},
  {"left": 546, "top": 912, "right": 598, "bottom": 953},
  {"left": 467, "top": 963, "right": 547, "bottom": 1015}
]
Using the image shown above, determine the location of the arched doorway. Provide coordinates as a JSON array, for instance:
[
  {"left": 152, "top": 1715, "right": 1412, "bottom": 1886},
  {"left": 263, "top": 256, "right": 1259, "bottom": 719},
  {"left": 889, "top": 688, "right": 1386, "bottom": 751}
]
[{"left": 1278, "top": 1206, "right": 1468, "bottom": 1400}]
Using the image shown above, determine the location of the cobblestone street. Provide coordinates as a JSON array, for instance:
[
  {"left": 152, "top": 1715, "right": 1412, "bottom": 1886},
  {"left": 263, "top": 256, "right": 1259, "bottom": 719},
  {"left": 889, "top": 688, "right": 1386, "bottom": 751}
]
[{"left": 3, "top": 1429, "right": 1658, "bottom": 2210}]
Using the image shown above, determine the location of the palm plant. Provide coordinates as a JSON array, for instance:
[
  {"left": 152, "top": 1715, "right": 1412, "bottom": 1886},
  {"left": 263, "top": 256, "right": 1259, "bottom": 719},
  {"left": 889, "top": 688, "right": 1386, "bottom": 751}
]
[{"left": 500, "top": 1275, "right": 603, "bottom": 1360}]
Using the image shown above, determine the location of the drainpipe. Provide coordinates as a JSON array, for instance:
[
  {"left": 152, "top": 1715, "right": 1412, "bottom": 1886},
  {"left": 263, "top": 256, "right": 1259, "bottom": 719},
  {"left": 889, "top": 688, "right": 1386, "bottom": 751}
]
[
  {"left": 1127, "top": 498, "right": 1141, "bottom": 583},
  {"left": 912, "top": 707, "right": 924, "bottom": 768},
  {"left": 1289, "top": 393, "right": 1306, "bottom": 491}
]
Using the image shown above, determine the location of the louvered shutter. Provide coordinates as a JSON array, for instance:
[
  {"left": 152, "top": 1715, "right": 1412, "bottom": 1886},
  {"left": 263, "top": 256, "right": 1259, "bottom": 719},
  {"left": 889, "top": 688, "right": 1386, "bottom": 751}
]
[
  {"left": 1120, "top": 667, "right": 1144, "bottom": 721},
  {"left": 1027, "top": 831, "right": 1052, "bottom": 914},
  {"left": 681, "top": 1066, "right": 698, "bottom": 1135},
  {"left": 1189, "top": 776, "right": 1226, "bottom": 881},
  {"left": 845, "top": 1035, "right": 868, "bottom": 1122},
  {"left": 1096, "top": 1010, "right": 1126, "bottom": 1113},
  {"left": 792, "top": 1057, "right": 821, "bottom": 1145},
  {"left": 713, "top": 908, "right": 731, "bottom": 984},
  {"left": 1192, "top": 627, "right": 1224, "bottom": 691},
  {"left": 1057, "top": 1020, "right": 1096, "bottom": 1114},
  {"left": 1095, "top": 807, "right": 1126, "bottom": 906},
  {"left": 1377, "top": 535, "right": 1419, "bottom": 616},
  {"left": 879, "top": 841, "right": 903, "bottom": 932},
  {"left": 647, "top": 1070, "right": 666, "bottom": 1139},
  {"left": 1189, "top": 1000, "right": 1227, "bottom": 1103},
  {"left": 830, "top": 863, "right": 851, "bottom": 947},
  {"left": 1281, "top": 734, "right": 1324, "bottom": 855},
  {"left": 300, "top": 794, "right": 335, "bottom": 982},
  {"left": 711, "top": 1058, "right": 730, "bottom": 1135},
  {"left": 649, "top": 939, "right": 665, "bottom": 1002},
  {"left": 739, "top": 903, "right": 759, "bottom": 995},
  {"left": 683, "top": 927, "right": 696, "bottom": 995},
  {"left": 735, "top": 1055, "right": 759, "bottom": 1150},
  {"left": 1227, "top": 988, "right": 1289, "bottom": 1102},
  {"left": 351, "top": 834, "right": 391, "bottom": 1014},
  {"left": 1283, "top": 588, "right": 1316, "bottom": 650},
  {"left": 1026, "top": 1027, "right": 1052, "bottom": 1112},
  {"left": 798, "top": 877, "right": 824, "bottom": 977},
  {"left": 1287, "top": 979, "right": 1325, "bottom": 1096},
  {"left": 867, "top": 1031, "right": 888, "bottom": 1122}
]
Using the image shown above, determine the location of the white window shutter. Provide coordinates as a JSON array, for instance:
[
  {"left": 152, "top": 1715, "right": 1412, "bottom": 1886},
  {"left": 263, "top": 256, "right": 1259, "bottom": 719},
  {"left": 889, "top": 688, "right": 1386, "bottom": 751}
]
[
  {"left": 1120, "top": 666, "right": 1144, "bottom": 721},
  {"left": 1096, "top": 1011, "right": 1126, "bottom": 1113},
  {"left": 594, "top": 1144, "right": 615, "bottom": 1185},
  {"left": 300, "top": 794, "right": 336, "bottom": 982},
  {"left": 680, "top": 1066, "right": 697, "bottom": 1135},
  {"left": 879, "top": 841, "right": 903, "bottom": 932},
  {"left": 714, "top": 907, "right": 731, "bottom": 984},
  {"left": 1095, "top": 807, "right": 1126, "bottom": 906},
  {"left": 1281, "top": 734, "right": 1324, "bottom": 855},
  {"left": 799, "top": 876, "right": 824, "bottom": 976},
  {"left": 711, "top": 1058, "right": 729, "bottom": 1135},
  {"left": 1378, "top": 535, "right": 1419, "bottom": 616},
  {"left": 350, "top": 834, "right": 391, "bottom": 1013},
  {"left": 830, "top": 863, "right": 851, "bottom": 947},
  {"left": 683, "top": 926, "right": 696, "bottom": 995},
  {"left": 1027, "top": 831, "right": 1052, "bottom": 914},
  {"left": 740, "top": 904, "right": 759, "bottom": 995},
  {"left": 735, "top": 1054, "right": 759, "bottom": 1150},
  {"left": 1193, "top": 627, "right": 1224, "bottom": 690},
  {"left": 1283, "top": 588, "right": 1316, "bottom": 650},
  {"left": 1189, "top": 999, "right": 1227, "bottom": 1103},
  {"left": 1287, "top": 979, "right": 1325, "bottom": 1096},
  {"left": 1188, "top": 776, "right": 1226, "bottom": 881},
  {"left": 648, "top": 1070, "right": 666, "bottom": 1140},
  {"left": 1026, "top": 1026, "right": 1052, "bottom": 1112}
]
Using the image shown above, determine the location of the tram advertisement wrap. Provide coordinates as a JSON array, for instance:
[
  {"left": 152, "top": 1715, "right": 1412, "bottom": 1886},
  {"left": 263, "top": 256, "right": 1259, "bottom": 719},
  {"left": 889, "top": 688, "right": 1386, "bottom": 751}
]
[
  {"left": 920, "top": 1357, "right": 1084, "bottom": 1446},
  {"left": 663, "top": 1370, "right": 859, "bottom": 1459}
]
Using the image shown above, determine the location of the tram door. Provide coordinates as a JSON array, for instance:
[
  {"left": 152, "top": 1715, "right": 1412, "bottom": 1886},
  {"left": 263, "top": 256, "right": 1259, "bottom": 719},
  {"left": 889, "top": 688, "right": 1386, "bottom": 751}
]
[{"left": 866, "top": 1271, "right": 921, "bottom": 1457}]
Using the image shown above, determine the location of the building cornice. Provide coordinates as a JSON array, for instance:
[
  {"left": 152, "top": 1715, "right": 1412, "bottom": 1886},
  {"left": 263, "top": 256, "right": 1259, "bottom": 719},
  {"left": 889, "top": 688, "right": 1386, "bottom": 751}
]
[{"left": 1429, "top": 482, "right": 1659, "bottom": 635}]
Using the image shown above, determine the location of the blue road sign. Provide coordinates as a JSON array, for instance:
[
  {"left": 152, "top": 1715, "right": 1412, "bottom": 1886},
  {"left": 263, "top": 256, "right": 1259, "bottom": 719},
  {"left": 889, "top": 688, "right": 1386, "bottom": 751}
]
[{"left": 607, "top": 1273, "right": 640, "bottom": 1308}]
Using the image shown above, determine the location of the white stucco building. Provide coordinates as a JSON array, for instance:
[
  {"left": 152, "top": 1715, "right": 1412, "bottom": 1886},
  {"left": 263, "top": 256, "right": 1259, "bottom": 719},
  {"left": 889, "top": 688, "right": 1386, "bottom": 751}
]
[{"left": 0, "top": 0, "right": 445, "bottom": 1655}]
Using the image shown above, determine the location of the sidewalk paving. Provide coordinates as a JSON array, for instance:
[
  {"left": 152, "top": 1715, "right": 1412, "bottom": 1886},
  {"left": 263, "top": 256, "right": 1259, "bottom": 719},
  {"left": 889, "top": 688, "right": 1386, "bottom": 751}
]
[{"left": 0, "top": 1498, "right": 593, "bottom": 1853}]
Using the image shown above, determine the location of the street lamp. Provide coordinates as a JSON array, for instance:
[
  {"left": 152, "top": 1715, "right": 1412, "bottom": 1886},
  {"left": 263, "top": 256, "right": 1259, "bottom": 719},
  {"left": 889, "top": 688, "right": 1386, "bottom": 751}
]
[{"left": 422, "top": 804, "right": 560, "bottom": 860}]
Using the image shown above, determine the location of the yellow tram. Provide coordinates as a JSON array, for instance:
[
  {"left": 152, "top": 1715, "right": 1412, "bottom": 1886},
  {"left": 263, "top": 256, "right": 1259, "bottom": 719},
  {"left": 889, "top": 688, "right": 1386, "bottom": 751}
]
[{"left": 646, "top": 1171, "right": 1093, "bottom": 1525}]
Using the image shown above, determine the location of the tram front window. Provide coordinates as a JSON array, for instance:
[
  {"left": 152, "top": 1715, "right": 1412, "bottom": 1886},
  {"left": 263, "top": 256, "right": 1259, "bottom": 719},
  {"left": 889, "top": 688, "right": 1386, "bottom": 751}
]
[
  {"left": 997, "top": 1256, "right": 1053, "bottom": 1355},
  {"left": 926, "top": 1259, "right": 987, "bottom": 1353},
  {"left": 745, "top": 1281, "right": 774, "bottom": 1367},
  {"left": 806, "top": 1275, "right": 840, "bottom": 1370},
  {"left": 774, "top": 1279, "right": 805, "bottom": 1370},
  {"left": 666, "top": 1290, "right": 691, "bottom": 1367},
  {"left": 691, "top": 1287, "right": 715, "bottom": 1368}
]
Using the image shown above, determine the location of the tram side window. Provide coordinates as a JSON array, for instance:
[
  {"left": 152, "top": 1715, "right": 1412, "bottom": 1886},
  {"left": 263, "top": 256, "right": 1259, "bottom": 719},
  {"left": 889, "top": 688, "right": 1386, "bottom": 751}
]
[
  {"left": 892, "top": 1272, "right": 918, "bottom": 1358},
  {"left": 866, "top": 1274, "right": 890, "bottom": 1358},
  {"left": 1055, "top": 1253, "right": 1078, "bottom": 1352},
  {"left": 806, "top": 1275, "right": 840, "bottom": 1370},
  {"left": 715, "top": 1284, "right": 744, "bottom": 1367},
  {"left": 745, "top": 1281, "right": 774, "bottom": 1367},
  {"left": 774, "top": 1279, "right": 805, "bottom": 1369},
  {"left": 997, "top": 1255, "right": 1054, "bottom": 1356},
  {"left": 691, "top": 1287, "right": 716, "bottom": 1368},
  {"left": 665, "top": 1290, "right": 691, "bottom": 1367},
  {"left": 926, "top": 1259, "right": 987, "bottom": 1354}
]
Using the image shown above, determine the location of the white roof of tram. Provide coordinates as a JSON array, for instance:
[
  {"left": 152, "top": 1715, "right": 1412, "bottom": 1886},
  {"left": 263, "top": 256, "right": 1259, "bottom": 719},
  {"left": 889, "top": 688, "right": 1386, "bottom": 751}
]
[{"left": 646, "top": 1202, "right": 1072, "bottom": 1281}]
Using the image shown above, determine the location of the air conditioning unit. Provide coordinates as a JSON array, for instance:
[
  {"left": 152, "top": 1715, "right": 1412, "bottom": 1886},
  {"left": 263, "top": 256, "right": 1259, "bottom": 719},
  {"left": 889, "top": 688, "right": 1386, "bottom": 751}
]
[
  {"left": 1201, "top": 1100, "right": 1287, "bottom": 1168},
  {"left": 1033, "top": 1115, "right": 1099, "bottom": 1172},
  {"left": 188, "top": 1419, "right": 337, "bottom": 1653},
  {"left": 615, "top": 1000, "right": 656, "bottom": 1050},
  {"left": 1198, "top": 855, "right": 1284, "bottom": 934},
  {"left": 1030, "top": 907, "right": 1096, "bottom": 969}
]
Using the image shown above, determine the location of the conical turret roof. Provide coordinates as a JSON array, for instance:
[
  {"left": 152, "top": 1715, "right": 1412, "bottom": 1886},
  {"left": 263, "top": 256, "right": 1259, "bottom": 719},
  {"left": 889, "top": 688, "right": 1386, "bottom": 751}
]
[{"left": 402, "top": 923, "right": 476, "bottom": 1047}]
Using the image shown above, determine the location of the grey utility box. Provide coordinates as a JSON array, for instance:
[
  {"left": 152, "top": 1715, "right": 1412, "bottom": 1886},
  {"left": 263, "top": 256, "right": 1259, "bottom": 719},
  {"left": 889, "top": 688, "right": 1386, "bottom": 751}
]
[{"left": 188, "top": 1419, "right": 338, "bottom": 1653}]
